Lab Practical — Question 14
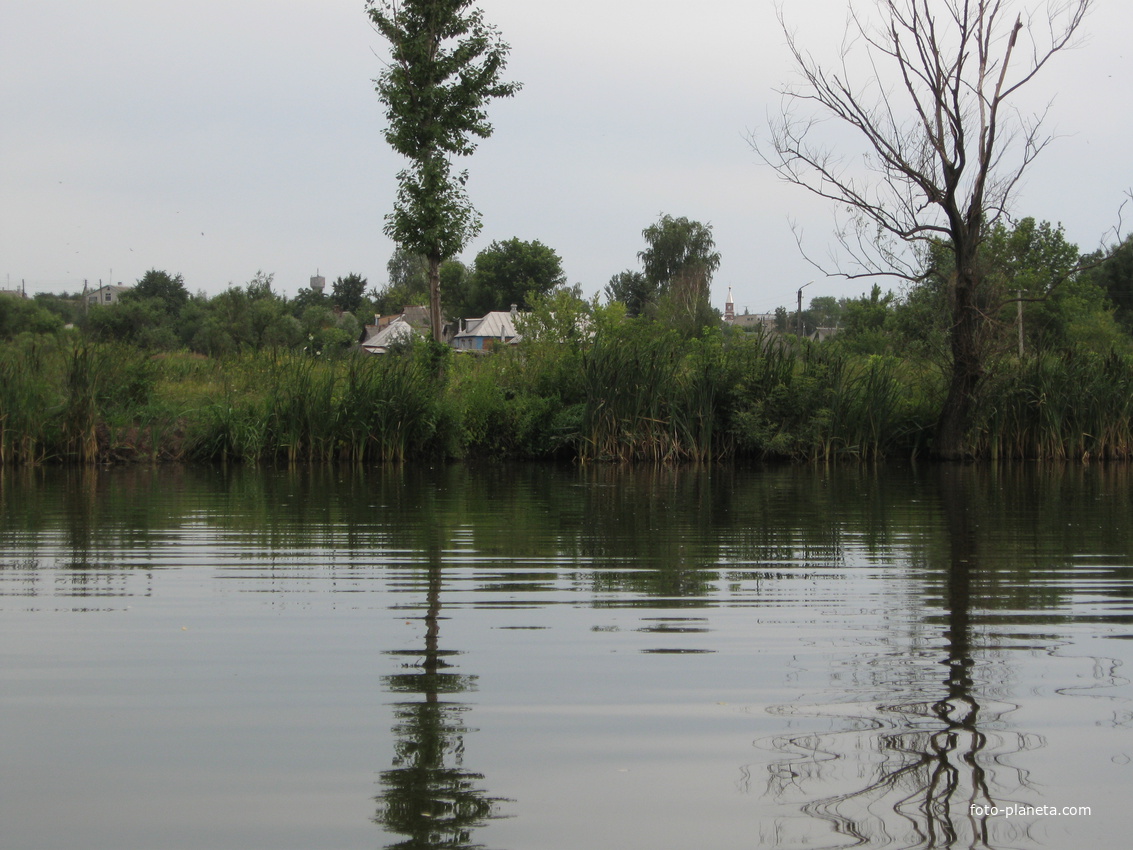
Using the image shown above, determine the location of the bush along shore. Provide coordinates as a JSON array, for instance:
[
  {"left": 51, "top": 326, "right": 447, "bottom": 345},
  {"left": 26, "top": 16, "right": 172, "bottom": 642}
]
[{"left": 5, "top": 310, "right": 1133, "bottom": 467}]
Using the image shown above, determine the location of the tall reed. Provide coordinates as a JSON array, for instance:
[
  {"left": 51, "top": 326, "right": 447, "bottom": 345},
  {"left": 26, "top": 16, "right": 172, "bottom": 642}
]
[
  {"left": 337, "top": 349, "right": 443, "bottom": 462},
  {"left": 974, "top": 349, "right": 1133, "bottom": 459},
  {"left": 264, "top": 354, "right": 339, "bottom": 463},
  {"left": 62, "top": 339, "right": 104, "bottom": 463},
  {"left": 186, "top": 346, "right": 450, "bottom": 464},
  {"left": 825, "top": 355, "right": 909, "bottom": 460},
  {"left": 580, "top": 321, "right": 684, "bottom": 462},
  {"left": 0, "top": 338, "right": 54, "bottom": 465},
  {"left": 579, "top": 322, "right": 734, "bottom": 463}
]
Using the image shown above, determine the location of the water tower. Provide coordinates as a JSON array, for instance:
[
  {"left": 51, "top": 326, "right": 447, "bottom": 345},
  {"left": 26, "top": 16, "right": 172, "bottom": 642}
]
[{"left": 310, "top": 273, "right": 325, "bottom": 293}]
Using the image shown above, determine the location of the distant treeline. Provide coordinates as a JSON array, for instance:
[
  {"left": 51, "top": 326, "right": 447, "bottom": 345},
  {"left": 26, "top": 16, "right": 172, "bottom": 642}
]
[
  {"left": 2, "top": 296, "right": 1133, "bottom": 465},
  {"left": 4, "top": 220, "right": 1133, "bottom": 465}
]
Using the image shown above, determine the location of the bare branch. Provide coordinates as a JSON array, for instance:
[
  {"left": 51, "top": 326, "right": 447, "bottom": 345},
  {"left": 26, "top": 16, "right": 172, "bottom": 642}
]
[{"left": 756, "top": 0, "right": 1097, "bottom": 459}]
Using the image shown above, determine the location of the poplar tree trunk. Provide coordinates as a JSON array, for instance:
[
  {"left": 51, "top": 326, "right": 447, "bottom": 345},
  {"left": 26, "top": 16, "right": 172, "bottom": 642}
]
[{"left": 428, "top": 255, "right": 443, "bottom": 343}]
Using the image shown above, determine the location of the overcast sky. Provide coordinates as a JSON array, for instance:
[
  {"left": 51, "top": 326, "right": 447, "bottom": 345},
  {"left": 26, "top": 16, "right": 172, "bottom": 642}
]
[{"left": 2, "top": 1, "right": 1129, "bottom": 315}]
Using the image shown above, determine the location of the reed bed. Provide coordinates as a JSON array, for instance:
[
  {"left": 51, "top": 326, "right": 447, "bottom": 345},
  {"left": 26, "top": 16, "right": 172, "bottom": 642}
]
[
  {"left": 824, "top": 354, "right": 918, "bottom": 460},
  {"left": 0, "top": 337, "right": 54, "bottom": 465},
  {"left": 186, "top": 346, "right": 450, "bottom": 464},
  {"left": 973, "top": 350, "right": 1133, "bottom": 459},
  {"left": 580, "top": 321, "right": 706, "bottom": 462},
  {"left": 5, "top": 326, "right": 1133, "bottom": 466}
]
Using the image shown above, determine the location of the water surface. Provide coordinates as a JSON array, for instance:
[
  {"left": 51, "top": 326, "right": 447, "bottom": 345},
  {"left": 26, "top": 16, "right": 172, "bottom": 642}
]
[{"left": 1, "top": 463, "right": 1130, "bottom": 849}]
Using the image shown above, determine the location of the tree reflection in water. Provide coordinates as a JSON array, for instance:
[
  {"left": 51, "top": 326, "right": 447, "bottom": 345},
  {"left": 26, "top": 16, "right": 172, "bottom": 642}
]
[
  {"left": 762, "top": 471, "right": 1042, "bottom": 849},
  {"left": 374, "top": 550, "right": 509, "bottom": 849}
]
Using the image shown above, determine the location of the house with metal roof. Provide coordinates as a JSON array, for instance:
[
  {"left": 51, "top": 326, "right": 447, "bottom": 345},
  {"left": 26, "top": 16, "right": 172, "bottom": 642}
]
[
  {"left": 361, "top": 315, "right": 422, "bottom": 354},
  {"left": 361, "top": 305, "right": 434, "bottom": 354},
  {"left": 452, "top": 306, "right": 522, "bottom": 352}
]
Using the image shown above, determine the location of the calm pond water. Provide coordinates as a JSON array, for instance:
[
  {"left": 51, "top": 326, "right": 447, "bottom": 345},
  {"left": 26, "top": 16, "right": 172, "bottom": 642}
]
[{"left": 1, "top": 463, "right": 1131, "bottom": 849}]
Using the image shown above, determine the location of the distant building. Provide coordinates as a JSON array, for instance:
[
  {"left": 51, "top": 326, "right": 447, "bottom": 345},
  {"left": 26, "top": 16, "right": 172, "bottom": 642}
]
[
  {"left": 86, "top": 284, "right": 130, "bottom": 306},
  {"left": 362, "top": 316, "right": 420, "bottom": 354},
  {"left": 452, "top": 306, "right": 522, "bottom": 352},
  {"left": 0, "top": 288, "right": 27, "bottom": 300},
  {"left": 724, "top": 287, "right": 735, "bottom": 322},
  {"left": 371, "top": 305, "right": 431, "bottom": 333},
  {"left": 731, "top": 312, "right": 778, "bottom": 332},
  {"left": 361, "top": 305, "right": 432, "bottom": 354}
]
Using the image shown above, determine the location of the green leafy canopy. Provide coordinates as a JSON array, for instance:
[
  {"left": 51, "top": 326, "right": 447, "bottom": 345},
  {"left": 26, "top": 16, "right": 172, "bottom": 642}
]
[{"left": 368, "top": 0, "right": 521, "bottom": 260}]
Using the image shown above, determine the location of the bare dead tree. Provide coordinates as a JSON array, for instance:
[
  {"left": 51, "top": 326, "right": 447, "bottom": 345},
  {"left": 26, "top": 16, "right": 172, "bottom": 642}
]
[{"left": 755, "top": 0, "right": 1092, "bottom": 459}]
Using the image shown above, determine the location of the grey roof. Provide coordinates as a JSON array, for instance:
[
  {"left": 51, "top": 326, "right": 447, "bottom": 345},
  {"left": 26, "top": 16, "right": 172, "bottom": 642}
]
[
  {"left": 454, "top": 310, "right": 520, "bottom": 341},
  {"left": 361, "top": 316, "right": 421, "bottom": 353}
]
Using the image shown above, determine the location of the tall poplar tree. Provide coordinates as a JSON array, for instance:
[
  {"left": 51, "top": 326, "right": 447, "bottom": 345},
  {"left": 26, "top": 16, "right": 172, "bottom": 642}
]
[{"left": 368, "top": 0, "right": 521, "bottom": 342}]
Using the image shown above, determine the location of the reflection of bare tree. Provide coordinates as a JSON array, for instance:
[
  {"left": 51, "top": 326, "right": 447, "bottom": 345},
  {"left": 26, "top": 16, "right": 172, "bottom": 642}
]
[
  {"left": 374, "top": 548, "right": 509, "bottom": 849},
  {"left": 762, "top": 470, "right": 1038, "bottom": 849}
]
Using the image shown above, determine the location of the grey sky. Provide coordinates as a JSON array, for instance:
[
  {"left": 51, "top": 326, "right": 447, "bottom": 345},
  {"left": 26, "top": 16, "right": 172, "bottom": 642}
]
[{"left": 2, "top": 1, "right": 1129, "bottom": 316}]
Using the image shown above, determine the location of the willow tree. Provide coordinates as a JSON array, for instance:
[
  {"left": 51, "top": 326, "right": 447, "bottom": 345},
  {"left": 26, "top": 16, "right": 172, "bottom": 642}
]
[
  {"left": 758, "top": 0, "right": 1091, "bottom": 459},
  {"left": 368, "top": 0, "right": 520, "bottom": 342}
]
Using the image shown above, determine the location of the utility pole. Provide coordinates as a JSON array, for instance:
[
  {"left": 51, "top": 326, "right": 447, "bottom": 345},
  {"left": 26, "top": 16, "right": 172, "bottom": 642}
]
[{"left": 797, "top": 281, "right": 813, "bottom": 338}]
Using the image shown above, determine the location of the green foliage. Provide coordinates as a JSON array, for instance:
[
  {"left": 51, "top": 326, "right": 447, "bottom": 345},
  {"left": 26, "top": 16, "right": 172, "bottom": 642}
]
[
  {"left": 387, "top": 247, "right": 430, "bottom": 292},
  {"left": 126, "top": 269, "right": 188, "bottom": 312},
  {"left": 981, "top": 219, "right": 1100, "bottom": 350},
  {"left": 373, "top": 248, "right": 431, "bottom": 316},
  {"left": 726, "top": 330, "right": 931, "bottom": 460},
  {"left": 639, "top": 215, "right": 721, "bottom": 291},
  {"left": 1080, "top": 236, "right": 1133, "bottom": 334},
  {"left": 369, "top": 0, "right": 521, "bottom": 338},
  {"left": 0, "top": 296, "right": 65, "bottom": 338},
  {"left": 262, "top": 315, "right": 304, "bottom": 349},
  {"left": 448, "top": 293, "right": 589, "bottom": 460},
  {"left": 806, "top": 296, "right": 842, "bottom": 330},
  {"left": 890, "top": 276, "right": 950, "bottom": 362},
  {"left": 604, "top": 270, "right": 654, "bottom": 318},
  {"left": 86, "top": 298, "right": 172, "bottom": 349},
  {"left": 298, "top": 307, "right": 359, "bottom": 353},
  {"left": 836, "top": 285, "right": 896, "bottom": 355},
  {"left": 331, "top": 273, "right": 368, "bottom": 314},
  {"left": 33, "top": 292, "right": 84, "bottom": 327},
  {"left": 61, "top": 340, "right": 151, "bottom": 463},
  {"left": 906, "top": 218, "right": 1119, "bottom": 356},
  {"left": 339, "top": 345, "right": 450, "bottom": 461},
  {"left": 368, "top": 0, "right": 521, "bottom": 162},
  {"left": 6, "top": 237, "right": 1133, "bottom": 466},
  {"left": 774, "top": 306, "right": 788, "bottom": 332},
  {"left": 652, "top": 288, "right": 721, "bottom": 339},
  {"left": 189, "top": 275, "right": 295, "bottom": 354},
  {"left": 606, "top": 215, "right": 721, "bottom": 333},
  {"left": 509, "top": 288, "right": 594, "bottom": 451},
  {"left": 245, "top": 271, "right": 275, "bottom": 300},
  {"left": 456, "top": 238, "right": 567, "bottom": 318},
  {"left": 289, "top": 286, "right": 329, "bottom": 317}
]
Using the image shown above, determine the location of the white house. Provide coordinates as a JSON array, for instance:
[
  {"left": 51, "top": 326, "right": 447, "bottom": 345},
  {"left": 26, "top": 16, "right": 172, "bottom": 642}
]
[{"left": 86, "top": 284, "right": 130, "bottom": 306}]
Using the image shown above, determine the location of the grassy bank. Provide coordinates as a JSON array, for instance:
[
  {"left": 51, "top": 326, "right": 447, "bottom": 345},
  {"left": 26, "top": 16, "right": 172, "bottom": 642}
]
[{"left": 2, "top": 326, "right": 1132, "bottom": 465}]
